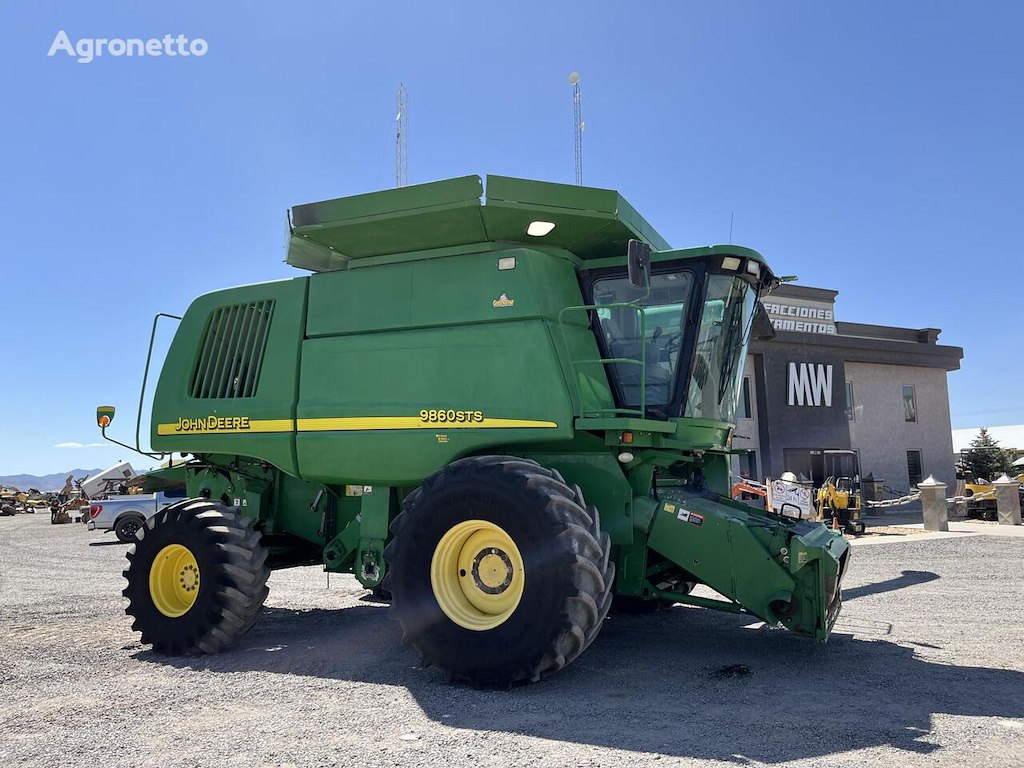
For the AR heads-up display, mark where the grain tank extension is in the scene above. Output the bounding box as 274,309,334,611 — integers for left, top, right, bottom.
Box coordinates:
111,175,849,685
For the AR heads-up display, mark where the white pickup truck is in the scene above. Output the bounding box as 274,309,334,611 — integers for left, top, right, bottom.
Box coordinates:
87,489,188,542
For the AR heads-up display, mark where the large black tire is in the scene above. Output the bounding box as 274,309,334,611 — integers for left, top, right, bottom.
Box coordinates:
123,500,269,655
114,515,145,543
383,455,614,686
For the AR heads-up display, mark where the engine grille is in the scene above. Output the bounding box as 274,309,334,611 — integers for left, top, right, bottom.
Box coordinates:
190,300,275,399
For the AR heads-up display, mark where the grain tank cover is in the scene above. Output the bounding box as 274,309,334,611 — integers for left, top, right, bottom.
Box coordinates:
286,174,671,272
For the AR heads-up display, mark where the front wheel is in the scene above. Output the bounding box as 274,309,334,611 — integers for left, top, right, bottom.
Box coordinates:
384,456,614,686
122,500,269,655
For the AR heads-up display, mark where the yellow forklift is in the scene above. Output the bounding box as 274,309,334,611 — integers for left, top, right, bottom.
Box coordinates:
816,450,866,535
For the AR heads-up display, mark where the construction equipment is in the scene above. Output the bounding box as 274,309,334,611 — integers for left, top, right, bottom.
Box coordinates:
954,469,1024,521
815,450,865,534
817,479,864,534
50,475,88,524
50,507,72,524
100,175,850,686
0,486,36,515
23,489,49,512
962,474,997,520
0,486,18,516
731,477,767,507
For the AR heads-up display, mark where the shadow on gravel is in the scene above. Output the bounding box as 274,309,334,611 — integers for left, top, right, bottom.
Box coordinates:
843,569,940,600
134,602,1024,763
88,540,127,547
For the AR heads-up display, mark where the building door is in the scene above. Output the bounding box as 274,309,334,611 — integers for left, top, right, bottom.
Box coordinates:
783,448,826,485
783,448,862,486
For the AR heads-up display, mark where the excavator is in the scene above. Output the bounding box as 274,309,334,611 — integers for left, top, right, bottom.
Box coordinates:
815,450,865,535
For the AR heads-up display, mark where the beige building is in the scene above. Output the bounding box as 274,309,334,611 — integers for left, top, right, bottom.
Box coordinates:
734,285,963,493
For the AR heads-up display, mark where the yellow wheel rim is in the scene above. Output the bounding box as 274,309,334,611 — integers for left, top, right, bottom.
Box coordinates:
149,544,201,618
430,520,525,631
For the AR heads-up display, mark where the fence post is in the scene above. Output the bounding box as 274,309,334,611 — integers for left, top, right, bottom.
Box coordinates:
918,475,949,532
992,474,1022,526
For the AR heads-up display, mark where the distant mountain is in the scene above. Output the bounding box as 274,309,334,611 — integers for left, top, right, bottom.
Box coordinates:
0,469,103,492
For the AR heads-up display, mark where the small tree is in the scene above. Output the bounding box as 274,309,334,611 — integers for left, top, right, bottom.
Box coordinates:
962,428,1012,481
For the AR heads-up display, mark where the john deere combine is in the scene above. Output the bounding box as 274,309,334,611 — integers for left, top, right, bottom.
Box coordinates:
103,175,849,685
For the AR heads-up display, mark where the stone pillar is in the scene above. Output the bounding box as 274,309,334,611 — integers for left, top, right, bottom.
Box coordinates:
992,474,1022,526
918,475,949,532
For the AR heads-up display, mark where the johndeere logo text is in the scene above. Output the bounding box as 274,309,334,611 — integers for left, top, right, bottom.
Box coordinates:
175,415,251,432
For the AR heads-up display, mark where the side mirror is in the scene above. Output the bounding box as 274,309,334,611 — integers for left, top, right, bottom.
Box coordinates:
96,405,116,429
627,239,651,290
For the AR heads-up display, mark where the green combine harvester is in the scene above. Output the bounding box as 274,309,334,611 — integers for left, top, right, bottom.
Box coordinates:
101,174,849,685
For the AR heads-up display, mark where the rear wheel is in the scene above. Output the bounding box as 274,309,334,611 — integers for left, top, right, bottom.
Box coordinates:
123,500,269,655
383,455,614,686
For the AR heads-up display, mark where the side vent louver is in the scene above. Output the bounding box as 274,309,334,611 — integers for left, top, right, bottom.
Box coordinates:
190,300,275,399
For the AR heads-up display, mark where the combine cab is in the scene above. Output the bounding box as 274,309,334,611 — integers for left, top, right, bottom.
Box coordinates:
101,175,850,685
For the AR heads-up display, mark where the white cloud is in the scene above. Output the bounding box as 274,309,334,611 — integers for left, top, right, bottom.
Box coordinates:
953,425,1024,453
54,442,107,449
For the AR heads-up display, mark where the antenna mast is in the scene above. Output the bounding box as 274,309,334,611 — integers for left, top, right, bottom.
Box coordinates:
569,72,583,185
396,83,408,188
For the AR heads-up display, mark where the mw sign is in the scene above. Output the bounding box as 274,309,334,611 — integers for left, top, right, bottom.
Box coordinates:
788,362,832,407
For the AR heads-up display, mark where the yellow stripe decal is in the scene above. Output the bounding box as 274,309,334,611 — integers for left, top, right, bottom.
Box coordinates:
157,419,295,436
296,417,558,432
158,417,558,435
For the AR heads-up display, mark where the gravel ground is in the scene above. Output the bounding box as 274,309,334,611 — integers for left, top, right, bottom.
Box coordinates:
1,514,1022,768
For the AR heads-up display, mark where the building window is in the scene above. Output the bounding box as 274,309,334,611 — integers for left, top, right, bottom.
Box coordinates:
902,385,917,422
738,377,752,419
907,450,923,487
845,381,855,422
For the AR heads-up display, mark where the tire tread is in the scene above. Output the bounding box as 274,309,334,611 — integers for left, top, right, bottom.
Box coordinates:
383,455,614,686
123,499,270,656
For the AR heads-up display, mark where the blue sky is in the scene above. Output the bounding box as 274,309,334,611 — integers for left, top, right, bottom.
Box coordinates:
1,1,1021,475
